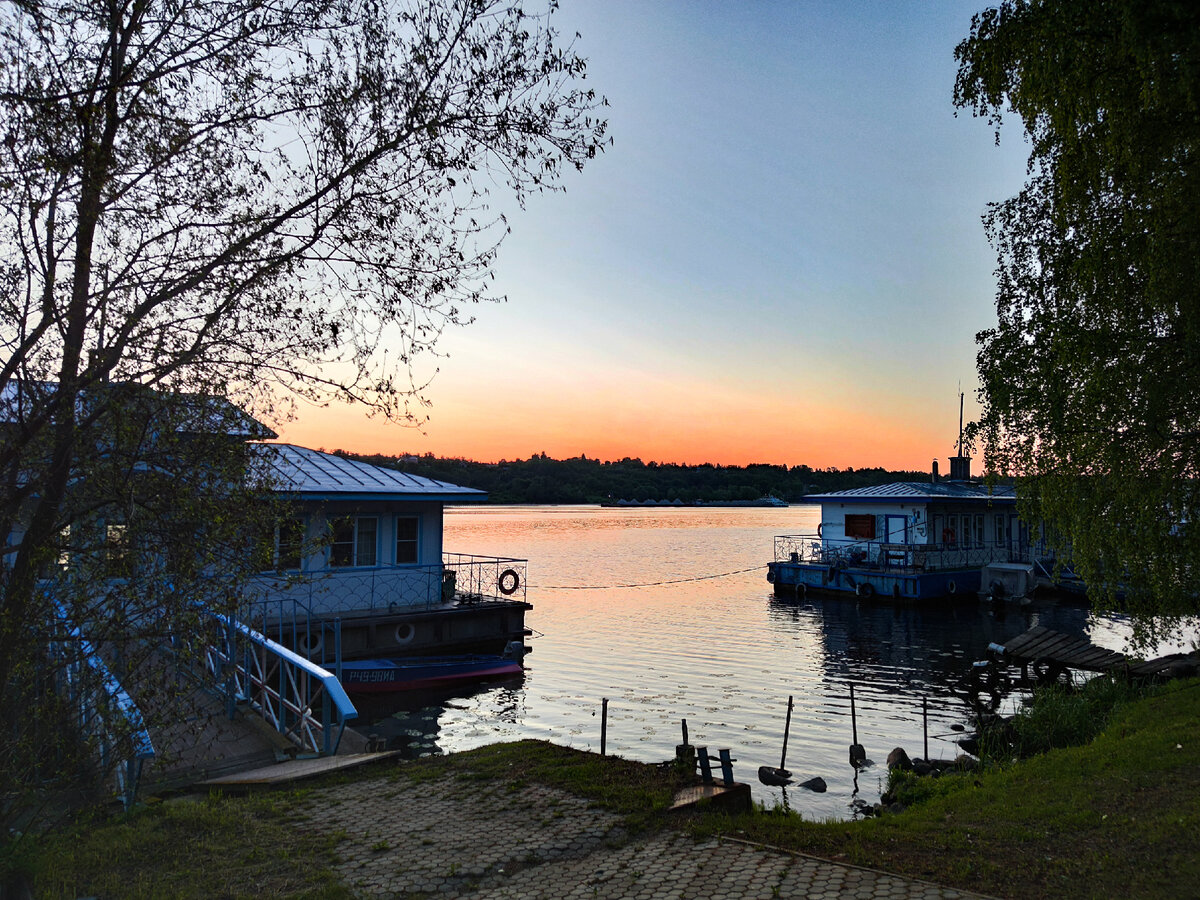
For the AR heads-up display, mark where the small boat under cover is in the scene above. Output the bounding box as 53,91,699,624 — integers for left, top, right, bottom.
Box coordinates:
338,654,523,693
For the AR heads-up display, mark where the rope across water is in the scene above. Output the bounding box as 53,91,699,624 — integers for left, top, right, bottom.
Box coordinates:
532,564,768,591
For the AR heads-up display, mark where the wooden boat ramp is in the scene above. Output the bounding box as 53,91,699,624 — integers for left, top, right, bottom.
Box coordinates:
994,625,1198,683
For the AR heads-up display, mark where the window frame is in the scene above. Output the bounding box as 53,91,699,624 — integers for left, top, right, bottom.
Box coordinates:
844,513,876,541
395,514,420,565
329,515,379,568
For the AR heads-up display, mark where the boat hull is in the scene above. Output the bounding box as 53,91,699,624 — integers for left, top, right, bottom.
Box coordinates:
338,655,523,693
767,560,982,602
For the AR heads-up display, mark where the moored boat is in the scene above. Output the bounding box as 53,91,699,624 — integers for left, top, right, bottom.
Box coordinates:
338,653,524,693
767,454,1044,602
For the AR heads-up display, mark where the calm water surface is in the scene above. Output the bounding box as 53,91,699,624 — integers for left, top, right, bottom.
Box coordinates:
358,504,1156,821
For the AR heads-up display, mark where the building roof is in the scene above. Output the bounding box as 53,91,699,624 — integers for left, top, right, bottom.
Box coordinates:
803,480,1016,505
253,443,487,503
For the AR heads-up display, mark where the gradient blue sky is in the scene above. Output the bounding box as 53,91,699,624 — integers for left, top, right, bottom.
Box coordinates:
282,0,1029,470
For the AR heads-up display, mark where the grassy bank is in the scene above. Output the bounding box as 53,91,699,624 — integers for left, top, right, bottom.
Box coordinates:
7,678,1198,899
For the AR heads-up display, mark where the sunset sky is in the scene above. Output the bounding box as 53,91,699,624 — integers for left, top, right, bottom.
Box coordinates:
280,0,1029,471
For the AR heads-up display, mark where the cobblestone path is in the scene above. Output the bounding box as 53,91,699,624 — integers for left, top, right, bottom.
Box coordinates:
297,773,996,900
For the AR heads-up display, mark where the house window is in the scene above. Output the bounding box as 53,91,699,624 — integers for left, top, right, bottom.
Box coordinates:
943,515,958,545
330,516,378,567
278,517,305,570
995,514,1006,546
396,516,419,564
975,515,985,547
844,514,876,540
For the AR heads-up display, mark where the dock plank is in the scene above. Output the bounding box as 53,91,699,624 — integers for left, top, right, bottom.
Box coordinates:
198,751,402,787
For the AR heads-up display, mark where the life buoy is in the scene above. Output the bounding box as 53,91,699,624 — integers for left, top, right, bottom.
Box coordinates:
766,569,776,584
498,569,520,596
946,580,958,595
817,523,823,538
298,630,323,657
394,623,415,645
856,582,875,599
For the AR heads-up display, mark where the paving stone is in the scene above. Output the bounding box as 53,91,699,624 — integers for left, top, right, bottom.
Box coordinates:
293,769,998,899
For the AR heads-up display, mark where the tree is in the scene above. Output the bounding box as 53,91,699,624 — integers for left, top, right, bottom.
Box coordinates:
0,0,605,830
955,0,1200,647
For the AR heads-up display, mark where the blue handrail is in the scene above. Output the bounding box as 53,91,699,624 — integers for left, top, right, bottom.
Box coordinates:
201,608,357,755
50,598,155,809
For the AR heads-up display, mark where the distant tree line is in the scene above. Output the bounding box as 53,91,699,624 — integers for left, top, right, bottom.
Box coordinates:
339,451,929,504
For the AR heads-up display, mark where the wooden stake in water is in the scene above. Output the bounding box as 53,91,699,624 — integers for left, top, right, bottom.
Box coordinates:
601,698,608,756
923,697,929,761
779,695,794,771
848,683,866,767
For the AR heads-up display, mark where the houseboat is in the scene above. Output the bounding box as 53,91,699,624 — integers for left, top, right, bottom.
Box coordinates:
246,444,533,673
767,455,1037,602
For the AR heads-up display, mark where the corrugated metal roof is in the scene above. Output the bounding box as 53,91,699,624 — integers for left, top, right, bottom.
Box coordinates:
253,443,487,502
803,480,1016,504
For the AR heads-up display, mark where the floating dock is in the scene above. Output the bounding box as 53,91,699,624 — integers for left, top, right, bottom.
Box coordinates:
999,625,1196,679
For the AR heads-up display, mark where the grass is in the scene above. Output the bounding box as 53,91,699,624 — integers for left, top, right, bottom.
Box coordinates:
6,679,1198,899
5,790,353,900
697,677,1200,899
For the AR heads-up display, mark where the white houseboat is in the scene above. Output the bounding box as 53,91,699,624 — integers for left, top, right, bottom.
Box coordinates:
767,455,1038,602
247,443,532,670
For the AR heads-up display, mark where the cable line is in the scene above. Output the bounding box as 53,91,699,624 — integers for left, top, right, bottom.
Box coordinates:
533,564,768,591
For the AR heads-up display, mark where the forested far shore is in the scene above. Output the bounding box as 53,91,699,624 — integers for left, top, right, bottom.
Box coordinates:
336,451,930,505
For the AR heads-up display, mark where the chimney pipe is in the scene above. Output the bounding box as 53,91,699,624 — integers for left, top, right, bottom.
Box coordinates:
931,459,939,483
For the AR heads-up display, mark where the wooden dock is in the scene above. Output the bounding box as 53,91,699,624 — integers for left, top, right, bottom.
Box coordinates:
999,625,1193,679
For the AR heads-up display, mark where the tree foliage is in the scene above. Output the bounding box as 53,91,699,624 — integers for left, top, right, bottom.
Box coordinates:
955,0,1200,644
348,450,928,504
0,0,604,830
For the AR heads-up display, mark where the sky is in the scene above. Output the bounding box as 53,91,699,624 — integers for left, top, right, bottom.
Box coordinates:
279,0,1030,471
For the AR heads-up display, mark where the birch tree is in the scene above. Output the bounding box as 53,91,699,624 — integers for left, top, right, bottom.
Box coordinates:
955,0,1200,647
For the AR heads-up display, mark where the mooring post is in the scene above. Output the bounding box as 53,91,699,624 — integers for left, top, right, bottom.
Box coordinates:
923,697,929,761
848,682,866,767
676,718,695,768
601,697,608,756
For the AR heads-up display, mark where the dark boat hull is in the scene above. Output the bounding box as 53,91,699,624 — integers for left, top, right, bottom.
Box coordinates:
339,655,523,693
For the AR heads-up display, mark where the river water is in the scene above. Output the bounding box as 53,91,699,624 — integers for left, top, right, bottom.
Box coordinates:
355,504,1161,821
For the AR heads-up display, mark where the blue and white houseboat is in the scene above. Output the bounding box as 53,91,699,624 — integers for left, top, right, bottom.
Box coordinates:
248,443,532,675
768,455,1038,602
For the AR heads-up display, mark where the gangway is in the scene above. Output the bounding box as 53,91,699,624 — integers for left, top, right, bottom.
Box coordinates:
199,610,357,757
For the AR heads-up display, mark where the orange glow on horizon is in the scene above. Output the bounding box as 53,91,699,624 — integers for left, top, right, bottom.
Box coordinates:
276,397,953,472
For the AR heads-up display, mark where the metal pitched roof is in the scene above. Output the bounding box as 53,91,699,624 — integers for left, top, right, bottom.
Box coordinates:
253,443,487,502
803,480,1016,505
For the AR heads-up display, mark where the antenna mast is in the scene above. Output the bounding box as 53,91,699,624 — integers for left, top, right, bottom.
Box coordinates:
958,392,964,457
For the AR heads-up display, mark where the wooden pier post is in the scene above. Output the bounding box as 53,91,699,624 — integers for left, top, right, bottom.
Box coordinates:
848,683,866,767
601,698,608,756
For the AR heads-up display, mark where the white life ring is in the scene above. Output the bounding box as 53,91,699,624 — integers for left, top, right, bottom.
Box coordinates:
394,622,415,645
298,629,323,657
947,580,958,595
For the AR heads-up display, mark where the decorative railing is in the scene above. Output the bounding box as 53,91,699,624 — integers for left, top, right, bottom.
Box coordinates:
773,534,1016,572
200,610,356,756
245,553,528,619
49,601,155,810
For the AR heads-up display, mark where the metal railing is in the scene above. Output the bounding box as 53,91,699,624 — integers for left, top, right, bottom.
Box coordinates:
199,610,357,756
244,553,528,618
773,533,1017,572
49,601,155,810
